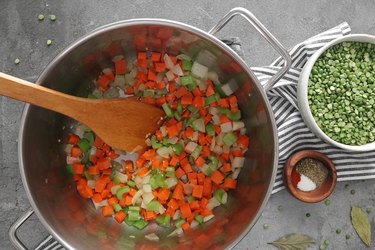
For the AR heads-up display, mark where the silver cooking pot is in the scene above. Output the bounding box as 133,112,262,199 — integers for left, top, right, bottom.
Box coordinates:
11,7,291,249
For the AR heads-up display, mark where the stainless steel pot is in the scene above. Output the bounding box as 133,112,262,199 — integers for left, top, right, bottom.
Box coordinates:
12,7,291,249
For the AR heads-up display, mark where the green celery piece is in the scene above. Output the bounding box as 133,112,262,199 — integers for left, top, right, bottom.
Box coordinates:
222,132,238,146
209,156,219,169
156,89,168,95
174,112,182,121
162,103,174,118
127,180,136,188
186,195,195,203
128,206,141,212
133,219,148,230
191,145,202,160
187,105,199,114
87,93,98,99
176,102,183,114
116,186,130,200
143,89,155,97
205,94,218,105
214,189,226,203
201,164,212,176
166,168,175,178
174,219,186,228
180,75,194,86
113,177,121,185
171,143,183,155
206,123,215,136
83,131,95,145
186,82,198,91
127,211,141,221
77,138,91,153
66,164,74,174
182,60,193,70
156,215,171,227
125,217,136,226
81,152,90,164
218,107,241,121
113,203,122,213
195,214,204,224
151,135,162,149
146,200,161,211
215,85,227,97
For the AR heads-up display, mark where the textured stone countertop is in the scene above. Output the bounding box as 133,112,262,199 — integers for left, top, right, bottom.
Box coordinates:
1,1,375,249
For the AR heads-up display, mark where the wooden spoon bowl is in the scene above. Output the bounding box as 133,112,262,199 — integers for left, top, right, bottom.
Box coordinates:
283,150,337,203
0,72,164,152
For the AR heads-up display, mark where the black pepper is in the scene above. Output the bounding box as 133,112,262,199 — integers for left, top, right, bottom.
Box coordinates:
295,158,328,187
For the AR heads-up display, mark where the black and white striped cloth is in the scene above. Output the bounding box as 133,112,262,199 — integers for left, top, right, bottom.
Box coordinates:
33,22,375,249
251,22,375,193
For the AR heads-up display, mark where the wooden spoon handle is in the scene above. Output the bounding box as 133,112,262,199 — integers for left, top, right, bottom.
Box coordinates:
0,72,85,120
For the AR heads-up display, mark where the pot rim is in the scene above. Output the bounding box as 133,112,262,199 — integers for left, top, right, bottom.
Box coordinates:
18,18,278,249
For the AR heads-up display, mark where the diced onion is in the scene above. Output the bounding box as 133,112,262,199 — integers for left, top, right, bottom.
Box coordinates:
232,157,245,169
142,192,154,205
92,199,108,210
190,220,199,229
221,79,239,96
143,184,152,193
191,61,208,79
171,64,184,76
212,115,220,125
132,190,144,205
203,214,215,222
156,147,173,158
111,185,121,195
158,204,166,215
66,156,80,164
176,54,192,61
206,197,220,210
173,210,181,220
213,145,223,155
64,144,73,154
115,171,128,183
160,126,167,137
220,122,233,133
185,141,198,154
145,233,159,241
232,121,245,131
87,180,96,189
166,70,175,81
166,177,178,188
195,50,217,68
164,54,174,69
232,168,241,179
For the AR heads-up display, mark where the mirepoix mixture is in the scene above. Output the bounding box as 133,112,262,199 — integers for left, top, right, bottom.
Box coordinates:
64,49,249,238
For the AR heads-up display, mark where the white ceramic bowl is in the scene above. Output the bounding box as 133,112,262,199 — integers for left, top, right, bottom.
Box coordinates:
298,34,375,151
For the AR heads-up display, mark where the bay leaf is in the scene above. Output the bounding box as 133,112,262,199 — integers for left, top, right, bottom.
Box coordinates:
351,206,372,247
268,233,315,250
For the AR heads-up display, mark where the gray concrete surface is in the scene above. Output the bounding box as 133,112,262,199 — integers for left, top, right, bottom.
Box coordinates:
0,0,375,249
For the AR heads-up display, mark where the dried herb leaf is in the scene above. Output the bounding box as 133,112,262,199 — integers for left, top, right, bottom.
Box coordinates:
351,206,372,247
268,233,315,250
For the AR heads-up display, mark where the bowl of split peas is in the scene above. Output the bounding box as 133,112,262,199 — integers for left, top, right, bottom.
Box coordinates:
298,34,375,151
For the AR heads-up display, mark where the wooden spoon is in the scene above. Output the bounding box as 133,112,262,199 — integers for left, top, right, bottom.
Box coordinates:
0,72,164,151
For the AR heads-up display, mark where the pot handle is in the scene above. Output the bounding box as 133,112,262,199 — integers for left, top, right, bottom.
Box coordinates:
209,7,292,92
9,208,34,250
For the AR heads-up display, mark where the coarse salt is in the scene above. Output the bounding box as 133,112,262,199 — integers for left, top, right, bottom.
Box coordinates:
297,174,317,192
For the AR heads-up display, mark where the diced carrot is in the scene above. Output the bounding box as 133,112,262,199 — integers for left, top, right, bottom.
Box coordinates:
88,166,99,175
206,83,215,96
197,173,205,185
169,155,179,167
192,185,203,199
228,95,238,106
168,199,179,210
214,125,221,135
137,52,147,60
108,197,119,206
114,210,127,223
155,62,166,72
218,98,229,108
181,94,193,106
201,146,211,158
137,59,148,68
124,195,133,206
108,150,119,159
115,59,127,75
192,88,203,97
221,153,230,161
203,177,212,198
184,127,195,139
144,211,157,220
142,149,156,161
73,163,85,175
68,134,80,144
181,222,190,231
123,160,134,173
102,205,114,217
222,163,232,173
200,209,213,216
157,188,171,201
200,197,208,209
97,158,111,170
136,71,148,82
180,158,193,173
233,150,244,157
102,169,112,175
148,69,157,81
172,183,184,200
137,167,149,177
189,200,200,210
129,188,137,197
195,156,205,168
92,193,103,203
151,52,161,62
166,121,183,138
156,81,166,89
187,172,197,181
136,157,146,168
211,170,225,185
180,203,192,218
219,115,231,124
70,146,82,157
224,178,237,189
237,135,250,148
96,75,111,90
165,207,175,217
193,96,205,108
175,167,185,179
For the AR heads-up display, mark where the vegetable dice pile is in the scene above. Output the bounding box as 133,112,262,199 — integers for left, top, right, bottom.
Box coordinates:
66,50,249,236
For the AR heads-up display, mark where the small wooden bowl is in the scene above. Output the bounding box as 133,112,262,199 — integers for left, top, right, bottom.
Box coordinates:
283,150,337,203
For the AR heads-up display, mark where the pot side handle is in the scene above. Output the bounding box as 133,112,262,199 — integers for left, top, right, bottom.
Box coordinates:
209,7,292,92
8,208,34,250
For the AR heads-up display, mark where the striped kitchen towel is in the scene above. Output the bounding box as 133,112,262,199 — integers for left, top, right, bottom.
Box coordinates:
251,22,375,193
32,22,375,249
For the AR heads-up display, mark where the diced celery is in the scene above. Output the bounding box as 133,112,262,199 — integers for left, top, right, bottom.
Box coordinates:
191,61,208,79
205,94,218,105
129,206,141,212
83,131,95,145
176,102,183,114
205,123,215,136
171,143,183,155
214,189,227,204
201,164,212,176
209,156,219,170
113,203,122,213
87,93,98,99
125,218,135,226
182,60,193,71
127,180,136,188
180,75,194,86
81,152,90,164
116,186,130,200
133,219,148,230
223,132,238,146
151,135,162,149
174,219,186,228
174,112,182,121
127,210,141,221
162,103,174,118
156,215,171,227
218,108,241,121
191,145,202,160
187,105,199,114
186,195,195,203
77,138,91,153
146,200,161,211
166,168,175,178
195,214,204,224
192,118,205,133
143,89,155,97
